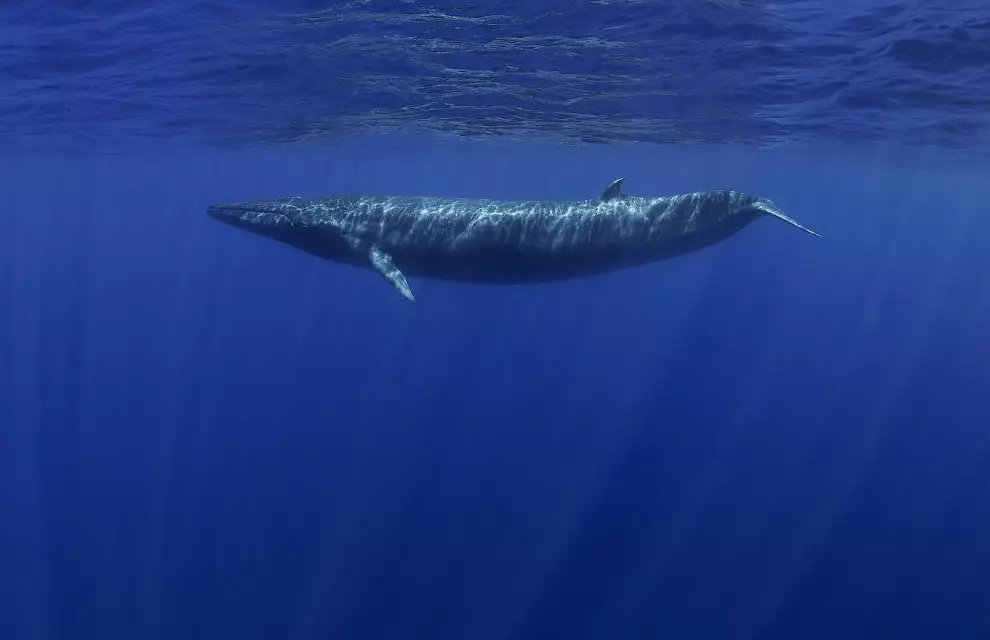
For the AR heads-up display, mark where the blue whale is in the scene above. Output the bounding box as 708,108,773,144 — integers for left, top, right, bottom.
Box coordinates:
208,178,819,302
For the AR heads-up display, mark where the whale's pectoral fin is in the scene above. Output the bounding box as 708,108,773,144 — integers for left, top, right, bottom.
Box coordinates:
600,177,625,201
368,246,416,302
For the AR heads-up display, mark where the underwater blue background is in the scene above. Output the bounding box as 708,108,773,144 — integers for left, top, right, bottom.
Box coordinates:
2,1,990,639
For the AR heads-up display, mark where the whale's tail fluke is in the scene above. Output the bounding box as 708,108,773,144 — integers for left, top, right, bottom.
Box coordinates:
752,199,821,238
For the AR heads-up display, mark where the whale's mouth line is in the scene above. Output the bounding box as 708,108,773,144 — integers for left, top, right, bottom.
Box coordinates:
208,204,296,227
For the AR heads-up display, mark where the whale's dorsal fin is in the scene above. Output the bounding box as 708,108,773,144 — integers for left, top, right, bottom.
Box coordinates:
368,245,416,302
600,178,625,201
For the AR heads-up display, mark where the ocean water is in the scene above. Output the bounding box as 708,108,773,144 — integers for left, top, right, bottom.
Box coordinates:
2,2,990,640
3,0,990,153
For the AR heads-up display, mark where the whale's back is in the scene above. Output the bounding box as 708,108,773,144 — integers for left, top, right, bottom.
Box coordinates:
208,183,819,298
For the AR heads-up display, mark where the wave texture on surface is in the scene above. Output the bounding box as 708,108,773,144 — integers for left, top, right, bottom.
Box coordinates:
2,0,988,153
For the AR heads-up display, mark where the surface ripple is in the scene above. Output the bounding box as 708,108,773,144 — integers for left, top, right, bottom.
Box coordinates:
2,0,988,154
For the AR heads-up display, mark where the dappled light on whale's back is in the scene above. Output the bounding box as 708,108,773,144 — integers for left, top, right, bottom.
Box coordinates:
208,178,819,302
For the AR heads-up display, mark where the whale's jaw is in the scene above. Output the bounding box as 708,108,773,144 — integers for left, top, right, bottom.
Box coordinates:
207,203,297,232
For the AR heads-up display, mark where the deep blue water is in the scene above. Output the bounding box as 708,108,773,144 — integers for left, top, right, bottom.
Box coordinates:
3,2,990,640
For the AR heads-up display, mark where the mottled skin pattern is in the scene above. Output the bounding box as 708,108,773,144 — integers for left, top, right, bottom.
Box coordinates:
208,180,818,301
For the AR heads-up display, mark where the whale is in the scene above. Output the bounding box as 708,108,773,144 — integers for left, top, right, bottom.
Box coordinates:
207,178,819,302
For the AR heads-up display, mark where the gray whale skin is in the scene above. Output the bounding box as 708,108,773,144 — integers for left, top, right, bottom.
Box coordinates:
208,178,819,302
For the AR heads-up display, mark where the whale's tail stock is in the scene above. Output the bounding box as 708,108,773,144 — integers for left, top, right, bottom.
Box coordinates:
752,198,821,238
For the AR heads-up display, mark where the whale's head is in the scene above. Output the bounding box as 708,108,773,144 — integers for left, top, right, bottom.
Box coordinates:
207,198,306,237
208,197,357,261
